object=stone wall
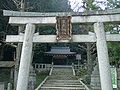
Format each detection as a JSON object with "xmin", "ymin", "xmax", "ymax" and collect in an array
[{"xmin": 90, "ymin": 65, "xmax": 101, "ymax": 90}]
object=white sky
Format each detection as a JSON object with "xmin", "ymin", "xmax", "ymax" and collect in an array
[{"xmin": 68, "ymin": 0, "xmax": 108, "ymax": 12}]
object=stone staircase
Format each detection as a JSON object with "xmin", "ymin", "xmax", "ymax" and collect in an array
[{"xmin": 38, "ymin": 65, "xmax": 89, "ymax": 90}]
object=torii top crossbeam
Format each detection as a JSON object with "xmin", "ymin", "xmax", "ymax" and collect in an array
[
  {"xmin": 3, "ymin": 8, "xmax": 120, "ymax": 25},
  {"xmin": 3, "ymin": 8, "xmax": 120, "ymax": 16}
]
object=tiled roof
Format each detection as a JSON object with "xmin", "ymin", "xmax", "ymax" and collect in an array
[{"xmin": 45, "ymin": 47, "xmax": 76, "ymax": 55}]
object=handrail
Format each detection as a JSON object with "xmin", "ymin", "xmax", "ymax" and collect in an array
[
  {"xmin": 49, "ymin": 62, "xmax": 54, "ymax": 75},
  {"xmin": 78, "ymin": 79, "xmax": 90, "ymax": 90},
  {"xmin": 49, "ymin": 66, "xmax": 53, "ymax": 75},
  {"xmin": 35, "ymin": 76, "xmax": 49, "ymax": 90},
  {"xmin": 72, "ymin": 67, "xmax": 76, "ymax": 76}
]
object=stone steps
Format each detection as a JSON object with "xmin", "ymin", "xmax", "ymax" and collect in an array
[
  {"xmin": 48, "ymin": 75, "xmax": 77, "ymax": 80},
  {"xmin": 51, "ymin": 66, "xmax": 73, "ymax": 76},
  {"xmin": 42, "ymin": 84, "xmax": 84, "ymax": 87},
  {"xmin": 45, "ymin": 82, "xmax": 81, "ymax": 85},
  {"xmin": 46, "ymin": 80, "xmax": 80, "ymax": 82},
  {"xmin": 39, "ymin": 65, "xmax": 87, "ymax": 90},
  {"xmin": 40, "ymin": 86, "xmax": 86, "ymax": 90}
]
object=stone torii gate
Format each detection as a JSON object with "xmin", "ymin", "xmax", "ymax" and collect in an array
[{"xmin": 3, "ymin": 9, "xmax": 120, "ymax": 90}]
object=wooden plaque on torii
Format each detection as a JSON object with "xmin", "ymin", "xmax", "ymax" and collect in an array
[{"xmin": 56, "ymin": 16, "xmax": 72, "ymax": 40}]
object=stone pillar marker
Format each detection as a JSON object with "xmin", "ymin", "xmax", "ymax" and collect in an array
[
  {"xmin": 7, "ymin": 83, "xmax": 12, "ymax": 90},
  {"xmin": 16, "ymin": 23, "xmax": 35, "ymax": 90},
  {"xmin": 94, "ymin": 22, "xmax": 113, "ymax": 90}
]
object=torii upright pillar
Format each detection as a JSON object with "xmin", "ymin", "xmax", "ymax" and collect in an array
[
  {"xmin": 16, "ymin": 23, "xmax": 35, "ymax": 90},
  {"xmin": 94, "ymin": 22, "xmax": 113, "ymax": 90}
]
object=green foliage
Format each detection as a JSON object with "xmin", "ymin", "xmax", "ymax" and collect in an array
[
  {"xmin": 86, "ymin": 0, "xmax": 96, "ymax": 10},
  {"xmin": 108, "ymin": 42, "xmax": 120, "ymax": 67},
  {"xmin": 0, "ymin": 0, "xmax": 17, "ymax": 40},
  {"xmin": 33, "ymin": 44, "xmax": 47, "ymax": 63},
  {"xmin": 29, "ymin": 0, "xmax": 71, "ymax": 12},
  {"xmin": 0, "ymin": 0, "xmax": 17, "ymax": 10},
  {"xmin": 39, "ymin": 26, "xmax": 56, "ymax": 35},
  {"xmin": 78, "ymin": 68, "xmax": 87, "ymax": 78},
  {"xmin": 107, "ymin": 0, "xmax": 120, "ymax": 9},
  {"xmin": 35, "ymin": 71, "xmax": 48, "ymax": 88},
  {"xmin": 0, "ymin": 69, "xmax": 10, "ymax": 82},
  {"xmin": 104, "ymin": 23, "xmax": 120, "ymax": 67}
]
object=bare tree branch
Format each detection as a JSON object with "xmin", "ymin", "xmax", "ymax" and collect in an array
[
  {"xmin": 90, "ymin": 43, "xmax": 96, "ymax": 50},
  {"xmin": 78, "ymin": 44, "xmax": 87, "ymax": 50}
]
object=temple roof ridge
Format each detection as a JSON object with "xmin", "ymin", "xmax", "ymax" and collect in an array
[{"xmin": 45, "ymin": 46, "xmax": 76, "ymax": 55}]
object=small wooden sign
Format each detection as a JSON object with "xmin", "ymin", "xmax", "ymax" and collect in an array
[
  {"xmin": 76, "ymin": 54, "xmax": 81, "ymax": 60},
  {"xmin": 56, "ymin": 16, "xmax": 72, "ymax": 40}
]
